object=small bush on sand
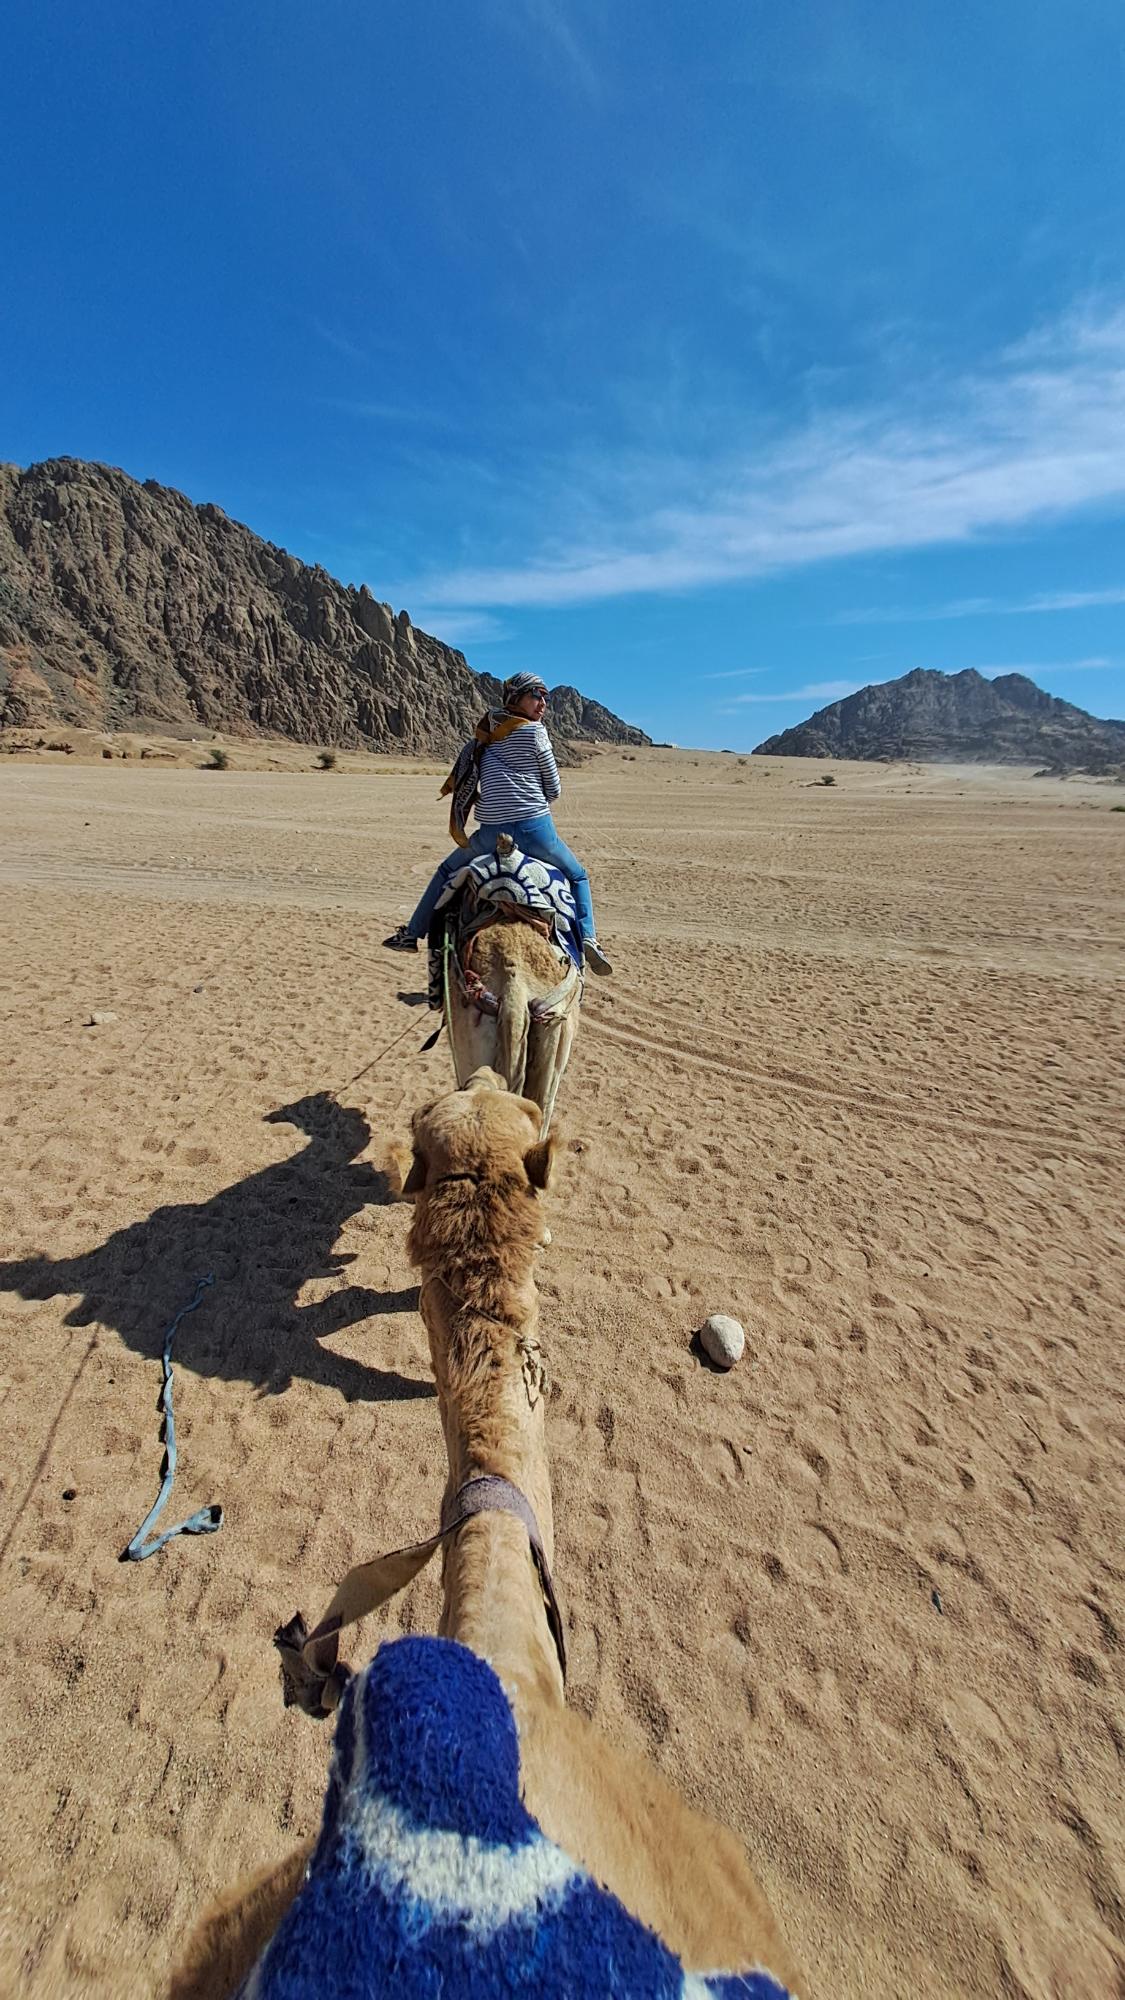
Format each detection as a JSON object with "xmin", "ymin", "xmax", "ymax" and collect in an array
[
  {"xmin": 318, "ymin": 749, "xmax": 337, "ymax": 770},
  {"xmin": 204, "ymin": 747, "xmax": 229, "ymax": 770},
  {"xmin": 819, "ymin": 772, "xmax": 836, "ymax": 785}
]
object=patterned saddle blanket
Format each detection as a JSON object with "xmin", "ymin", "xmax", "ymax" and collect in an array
[
  {"xmin": 428, "ymin": 842, "xmax": 582, "ymax": 1012},
  {"xmin": 239, "ymin": 1636, "xmax": 795, "ymax": 2000}
]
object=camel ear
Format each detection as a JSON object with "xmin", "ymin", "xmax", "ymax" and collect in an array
[
  {"xmin": 524, "ymin": 1134, "xmax": 555, "ymax": 1191},
  {"xmin": 385, "ymin": 1138, "xmax": 428, "ymax": 1199}
]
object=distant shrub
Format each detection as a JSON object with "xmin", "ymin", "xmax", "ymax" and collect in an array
[
  {"xmin": 819, "ymin": 772, "xmax": 836, "ymax": 785},
  {"xmin": 318, "ymin": 749, "xmax": 337, "ymax": 770},
  {"xmin": 102, "ymin": 747, "xmax": 113, "ymax": 759},
  {"xmin": 1111, "ymin": 804, "xmax": 1125, "ymax": 812},
  {"xmin": 204, "ymin": 747, "xmax": 229, "ymax": 770}
]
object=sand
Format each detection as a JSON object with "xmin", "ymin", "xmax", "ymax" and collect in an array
[{"xmin": 0, "ymin": 746, "xmax": 1123, "ymax": 1999}]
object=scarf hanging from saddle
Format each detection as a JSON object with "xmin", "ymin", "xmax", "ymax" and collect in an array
[{"xmin": 439, "ymin": 710, "xmax": 527, "ymax": 848}]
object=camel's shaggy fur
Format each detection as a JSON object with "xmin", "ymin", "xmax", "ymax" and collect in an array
[{"xmin": 170, "ymin": 1073, "xmax": 802, "ymax": 1998}]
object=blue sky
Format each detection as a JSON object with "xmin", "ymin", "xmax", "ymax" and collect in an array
[{"xmin": 2, "ymin": 0, "xmax": 1124, "ymax": 749}]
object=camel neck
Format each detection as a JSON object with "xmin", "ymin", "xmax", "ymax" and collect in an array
[
  {"xmin": 439, "ymin": 1507, "xmax": 564, "ymax": 1712},
  {"xmin": 421, "ymin": 1282, "xmax": 564, "ymax": 1708}
]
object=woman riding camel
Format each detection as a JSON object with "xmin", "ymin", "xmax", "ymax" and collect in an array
[{"xmin": 383, "ymin": 671, "xmax": 613, "ymax": 975}]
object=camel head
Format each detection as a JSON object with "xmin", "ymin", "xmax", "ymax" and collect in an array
[{"xmin": 400, "ymin": 1068, "xmax": 555, "ymax": 1202}]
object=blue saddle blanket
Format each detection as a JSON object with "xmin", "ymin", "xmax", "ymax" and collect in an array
[
  {"xmin": 434, "ymin": 842, "xmax": 582, "ymax": 972},
  {"xmin": 239, "ymin": 1637, "xmax": 795, "ymax": 2000}
]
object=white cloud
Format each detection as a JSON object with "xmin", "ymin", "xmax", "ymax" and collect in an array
[
  {"xmin": 723, "ymin": 678, "xmax": 860, "ymax": 707},
  {"xmin": 408, "ymin": 608, "xmax": 510, "ymax": 647},
  {"xmin": 489, "ymin": 0, "xmax": 605, "ymax": 100},
  {"xmin": 1023, "ymin": 588, "xmax": 1125, "ymax": 612},
  {"xmin": 311, "ymin": 318, "xmax": 369, "ymax": 365},
  {"xmin": 403, "ymin": 302, "xmax": 1125, "ymax": 612},
  {"xmin": 700, "ymin": 666, "xmax": 766, "ymax": 681},
  {"xmin": 837, "ymin": 586, "xmax": 1125, "ymax": 624},
  {"xmin": 969, "ymin": 656, "xmax": 1118, "ymax": 675},
  {"xmin": 325, "ymin": 398, "xmax": 458, "ymax": 430}
]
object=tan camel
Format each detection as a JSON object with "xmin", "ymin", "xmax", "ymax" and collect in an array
[
  {"xmin": 443, "ymin": 839, "xmax": 581, "ymax": 1132},
  {"xmin": 170, "ymin": 1073, "xmax": 803, "ymax": 1998}
]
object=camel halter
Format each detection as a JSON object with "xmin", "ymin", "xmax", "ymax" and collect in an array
[{"xmin": 274, "ymin": 1473, "xmax": 567, "ymax": 1718}]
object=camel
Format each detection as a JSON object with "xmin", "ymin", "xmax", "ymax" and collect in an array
[
  {"xmin": 442, "ymin": 836, "xmax": 581, "ymax": 1131},
  {"xmin": 170, "ymin": 1073, "xmax": 802, "ymax": 1998}
]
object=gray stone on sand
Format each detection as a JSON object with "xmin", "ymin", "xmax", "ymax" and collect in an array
[{"xmin": 700, "ymin": 1313, "xmax": 745, "ymax": 1369}]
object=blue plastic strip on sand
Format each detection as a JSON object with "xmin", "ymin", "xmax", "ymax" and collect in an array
[{"xmin": 121, "ymin": 1273, "xmax": 224, "ymax": 1561}]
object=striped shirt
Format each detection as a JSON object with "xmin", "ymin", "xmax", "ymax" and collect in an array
[{"xmin": 476, "ymin": 721, "xmax": 561, "ymax": 825}]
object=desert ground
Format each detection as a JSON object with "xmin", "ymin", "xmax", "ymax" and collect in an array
[{"xmin": 0, "ymin": 743, "xmax": 1123, "ymax": 1998}]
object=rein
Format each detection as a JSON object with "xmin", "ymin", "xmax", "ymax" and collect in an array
[{"xmin": 274, "ymin": 1473, "xmax": 567, "ymax": 1718}]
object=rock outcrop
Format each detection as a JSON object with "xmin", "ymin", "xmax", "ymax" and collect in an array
[
  {"xmin": 0, "ymin": 459, "xmax": 649, "ymax": 756},
  {"xmin": 754, "ymin": 667, "xmax": 1125, "ymax": 773}
]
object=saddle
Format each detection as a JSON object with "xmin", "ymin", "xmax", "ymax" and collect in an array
[
  {"xmin": 237, "ymin": 1636, "xmax": 795, "ymax": 2000},
  {"xmin": 428, "ymin": 840, "xmax": 581, "ymax": 1016}
]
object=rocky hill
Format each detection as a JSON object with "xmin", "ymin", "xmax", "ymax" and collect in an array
[
  {"xmin": 0, "ymin": 459, "xmax": 649, "ymax": 757},
  {"xmin": 754, "ymin": 667, "xmax": 1125, "ymax": 773}
]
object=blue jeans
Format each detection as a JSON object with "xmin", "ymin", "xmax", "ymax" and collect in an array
[{"xmin": 408, "ymin": 813, "xmax": 596, "ymax": 941}]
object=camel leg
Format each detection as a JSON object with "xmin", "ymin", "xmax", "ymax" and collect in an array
[
  {"xmin": 448, "ymin": 989, "xmax": 499, "ymax": 1086},
  {"xmin": 524, "ymin": 1010, "xmax": 577, "ymax": 1134},
  {"xmin": 518, "ymin": 1703, "xmax": 803, "ymax": 1991},
  {"xmin": 167, "ymin": 1843, "xmax": 311, "ymax": 2000},
  {"xmin": 494, "ymin": 970, "xmax": 532, "ymax": 1094}
]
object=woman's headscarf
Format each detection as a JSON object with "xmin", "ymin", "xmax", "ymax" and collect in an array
[{"xmin": 501, "ymin": 671, "xmax": 548, "ymax": 709}]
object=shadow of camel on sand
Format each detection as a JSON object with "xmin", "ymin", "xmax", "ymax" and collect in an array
[{"xmin": 0, "ymin": 1093, "xmax": 432, "ymax": 1405}]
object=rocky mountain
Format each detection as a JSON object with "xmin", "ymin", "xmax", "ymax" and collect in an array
[
  {"xmin": 0, "ymin": 458, "xmax": 649, "ymax": 756},
  {"xmin": 754, "ymin": 667, "xmax": 1125, "ymax": 773}
]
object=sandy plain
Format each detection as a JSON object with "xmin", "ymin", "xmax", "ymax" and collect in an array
[{"xmin": 0, "ymin": 744, "xmax": 1123, "ymax": 1998}]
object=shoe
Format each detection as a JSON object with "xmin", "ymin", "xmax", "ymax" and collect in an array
[
  {"xmin": 583, "ymin": 938, "xmax": 613, "ymax": 976},
  {"xmin": 383, "ymin": 925, "xmax": 419, "ymax": 953}
]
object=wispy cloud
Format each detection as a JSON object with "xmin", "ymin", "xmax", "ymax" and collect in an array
[
  {"xmin": 490, "ymin": 0, "xmax": 605, "ymax": 101},
  {"xmin": 323, "ymin": 397, "xmax": 460, "ymax": 430},
  {"xmin": 311, "ymin": 318, "xmax": 369, "ymax": 365},
  {"xmin": 969, "ymin": 656, "xmax": 1118, "ymax": 675},
  {"xmin": 403, "ymin": 302, "xmax": 1125, "ymax": 612},
  {"xmin": 722, "ymin": 678, "xmax": 860, "ymax": 707},
  {"xmin": 408, "ymin": 608, "xmax": 510, "ymax": 648},
  {"xmin": 701, "ymin": 666, "xmax": 766, "ymax": 681},
  {"xmin": 1030, "ymin": 588, "xmax": 1125, "ymax": 612},
  {"xmin": 836, "ymin": 585, "xmax": 1125, "ymax": 624}
]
